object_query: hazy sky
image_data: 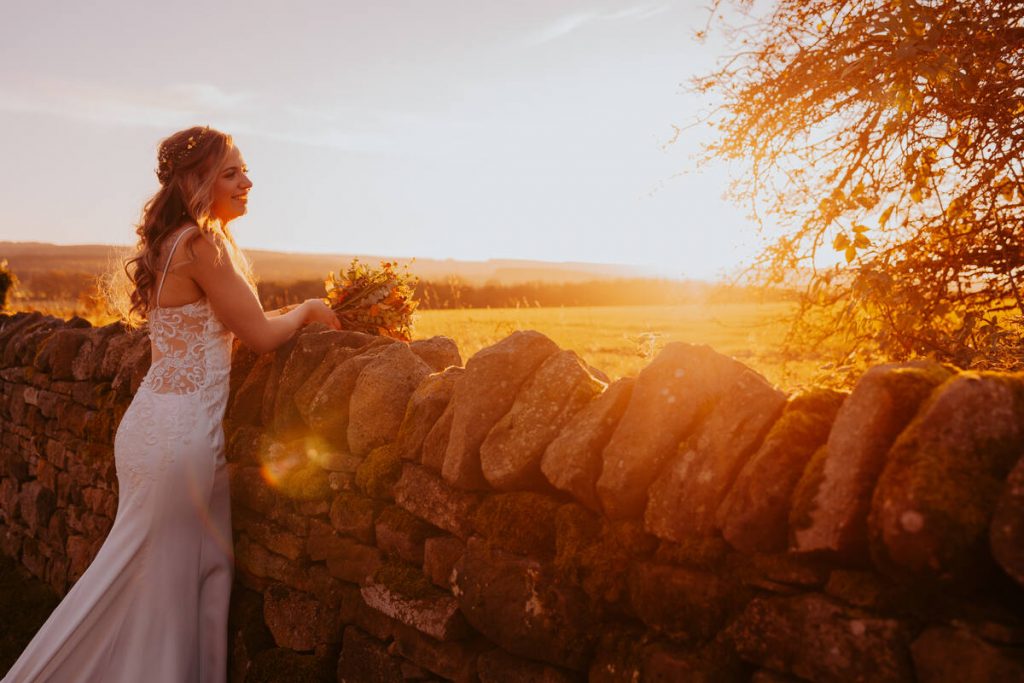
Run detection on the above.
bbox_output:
[0,0,768,280]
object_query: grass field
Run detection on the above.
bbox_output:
[410,302,829,392]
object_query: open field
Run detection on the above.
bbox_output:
[409,302,828,391]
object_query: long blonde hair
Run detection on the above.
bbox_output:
[104,126,258,329]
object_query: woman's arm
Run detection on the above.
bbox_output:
[186,234,332,353]
[265,303,300,318]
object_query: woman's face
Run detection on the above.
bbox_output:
[210,144,252,225]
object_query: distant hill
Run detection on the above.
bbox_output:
[0,241,671,287]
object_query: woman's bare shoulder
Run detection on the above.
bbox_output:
[182,228,230,268]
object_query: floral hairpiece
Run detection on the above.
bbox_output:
[156,126,211,185]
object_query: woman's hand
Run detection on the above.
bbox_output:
[300,298,342,330]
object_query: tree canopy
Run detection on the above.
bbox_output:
[694,0,1024,381]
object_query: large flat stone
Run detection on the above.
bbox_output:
[408,335,462,372]
[452,537,595,671]
[645,367,786,540]
[442,330,561,490]
[718,389,846,553]
[296,339,392,445]
[271,328,368,435]
[791,362,952,558]
[869,372,1024,584]
[347,343,433,457]
[596,343,753,519]
[541,377,634,512]
[263,583,341,651]
[480,349,606,491]
[360,562,471,641]
[726,593,915,682]
[628,561,751,640]
[394,462,482,539]
[393,366,462,462]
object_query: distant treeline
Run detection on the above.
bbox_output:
[257,277,795,310]
[5,268,794,311]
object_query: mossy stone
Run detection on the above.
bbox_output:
[355,444,402,500]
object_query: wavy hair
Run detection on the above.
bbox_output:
[103,126,258,329]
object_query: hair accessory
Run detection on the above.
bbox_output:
[156,126,211,185]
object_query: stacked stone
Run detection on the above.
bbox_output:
[0,312,150,597]
[2,311,1024,682]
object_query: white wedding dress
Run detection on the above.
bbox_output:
[3,225,235,682]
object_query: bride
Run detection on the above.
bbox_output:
[2,125,340,682]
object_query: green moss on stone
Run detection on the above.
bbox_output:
[277,461,333,501]
[355,444,402,500]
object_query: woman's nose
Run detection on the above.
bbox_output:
[241,174,253,189]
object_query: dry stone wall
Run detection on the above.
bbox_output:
[1,310,1023,682]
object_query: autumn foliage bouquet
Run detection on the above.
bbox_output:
[324,257,420,341]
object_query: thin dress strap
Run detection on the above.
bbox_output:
[155,225,199,308]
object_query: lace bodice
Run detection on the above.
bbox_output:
[141,298,233,395]
[138,226,234,397]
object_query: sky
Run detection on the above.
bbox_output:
[0,0,770,281]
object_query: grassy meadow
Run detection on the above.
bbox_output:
[409,302,829,392]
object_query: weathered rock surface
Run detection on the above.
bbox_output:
[296,339,392,445]
[452,537,595,670]
[336,626,405,683]
[541,377,634,511]
[628,561,751,640]
[408,335,461,373]
[262,583,340,651]
[869,372,1024,583]
[360,562,471,641]
[471,491,561,558]
[421,400,455,471]
[911,625,1024,682]
[645,367,786,540]
[597,343,757,520]
[347,342,433,457]
[374,504,439,564]
[394,462,482,539]
[423,535,466,589]
[481,349,606,491]
[271,328,367,434]
[790,362,953,558]
[443,330,561,490]
[393,365,462,462]
[991,454,1024,589]
[726,593,915,682]
[719,389,846,553]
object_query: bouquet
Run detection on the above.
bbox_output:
[324,257,420,341]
